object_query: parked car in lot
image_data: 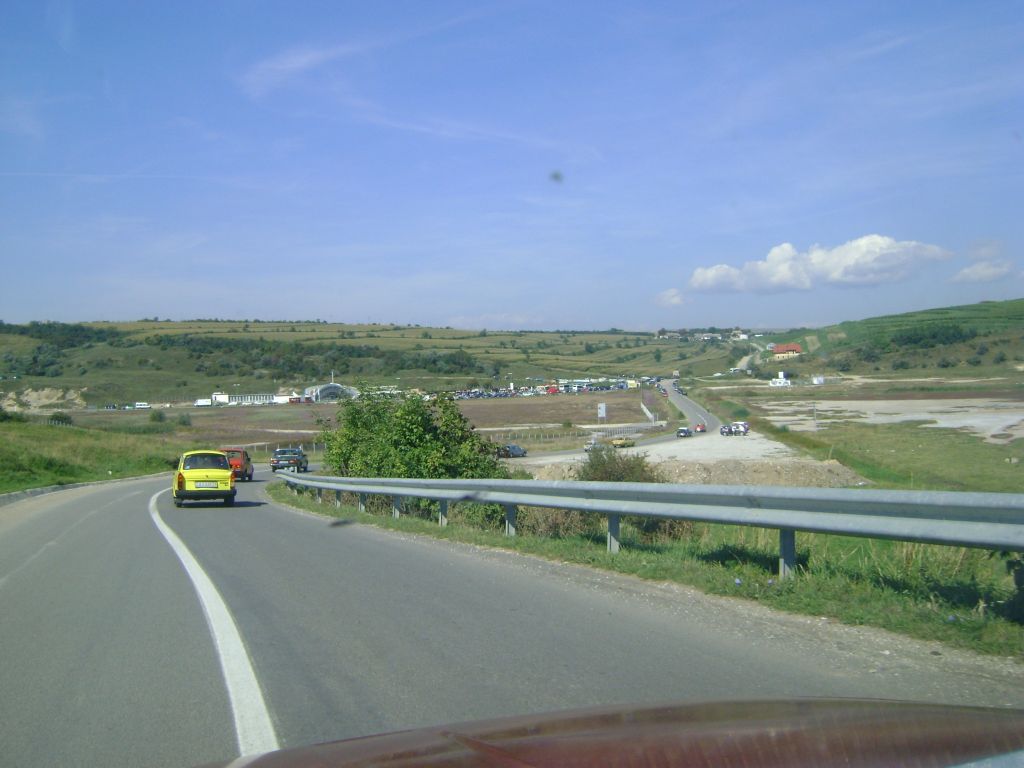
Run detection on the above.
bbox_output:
[220,447,254,481]
[496,444,528,458]
[676,427,692,437]
[720,422,750,436]
[270,447,309,472]
[172,450,236,507]
[610,436,635,448]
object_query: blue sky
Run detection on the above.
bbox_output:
[1,1,1021,331]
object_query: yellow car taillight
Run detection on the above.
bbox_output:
[176,472,185,490]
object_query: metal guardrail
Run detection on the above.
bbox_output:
[279,474,1024,578]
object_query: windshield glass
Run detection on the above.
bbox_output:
[184,453,229,470]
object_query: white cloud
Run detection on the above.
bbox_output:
[950,260,1016,283]
[240,44,366,98]
[689,235,949,293]
[967,239,1004,262]
[655,288,685,306]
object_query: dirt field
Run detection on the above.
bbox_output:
[457,390,646,428]
[758,397,1024,444]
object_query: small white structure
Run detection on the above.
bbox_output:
[769,372,791,387]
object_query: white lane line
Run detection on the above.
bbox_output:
[149,491,280,757]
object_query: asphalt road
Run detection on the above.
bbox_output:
[2,472,1022,767]
[665,378,720,432]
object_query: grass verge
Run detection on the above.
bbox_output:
[267,481,1023,660]
[0,421,179,493]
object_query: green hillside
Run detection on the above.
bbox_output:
[0,320,729,406]
[2,299,1021,407]
[756,298,1024,380]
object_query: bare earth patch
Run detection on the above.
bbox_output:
[2,387,87,411]
[458,390,645,429]
[520,431,866,488]
[759,398,1024,445]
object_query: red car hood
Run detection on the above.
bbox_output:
[199,698,1024,767]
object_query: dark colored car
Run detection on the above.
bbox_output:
[270,447,309,472]
[676,427,692,437]
[220,447,254,481]
[496,444,528,458]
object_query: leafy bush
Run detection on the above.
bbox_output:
[149,410,166,423]
[574,446,688,541]
[859,346,881,363]
[321,391,505,481]
[517,507,603,539]
[575,445,661,483]
[0,406,26,423]
[891,323,976,349]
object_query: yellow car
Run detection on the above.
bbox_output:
[172,450,236,507]
[610,436,635,448]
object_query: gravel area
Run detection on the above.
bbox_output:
[519,431,866,487]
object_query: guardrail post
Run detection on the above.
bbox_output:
[392,496,401,519]
[334,490,342,508]
[358,493,366,514]
[607,514,620,554]
[504,504,517,536]
[439,500,448,527]
[779,528,796,579]
[316,488,323,504]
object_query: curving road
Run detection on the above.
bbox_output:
[2,472,1022,767]
[665,378,720,432]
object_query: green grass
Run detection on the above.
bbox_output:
[0,421,179,493]
[268,482,1023,659]
[761,421,1022,491]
